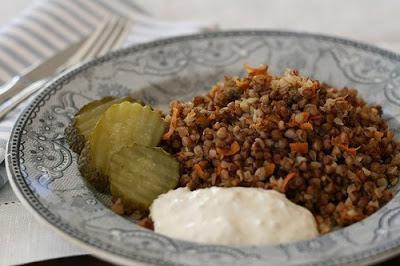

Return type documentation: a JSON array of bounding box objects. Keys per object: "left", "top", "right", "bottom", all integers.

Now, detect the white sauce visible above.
[{"left": 150, "top": 187, "right": 319, "bottom": 245}]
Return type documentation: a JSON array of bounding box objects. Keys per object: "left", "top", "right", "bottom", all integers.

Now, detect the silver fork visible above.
[{"left": 0, "top": 16, "right": 131, "bottom": 120}]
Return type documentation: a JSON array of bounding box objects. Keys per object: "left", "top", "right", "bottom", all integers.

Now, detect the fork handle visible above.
[{"left": 0, "top": 75, "right": 32, "bottom": 103}]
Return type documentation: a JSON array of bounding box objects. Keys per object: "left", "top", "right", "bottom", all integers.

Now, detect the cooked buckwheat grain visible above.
[{"left": 162, "top": 64, "right": 400, "bottom": 233}]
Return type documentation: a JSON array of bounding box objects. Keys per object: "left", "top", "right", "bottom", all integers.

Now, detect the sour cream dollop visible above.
[{"left": 150, "top": 187, "right": 318, "bottom": 245}]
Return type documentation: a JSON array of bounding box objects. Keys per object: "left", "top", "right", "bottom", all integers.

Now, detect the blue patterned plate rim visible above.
[{"left": 6, "top": 30, "right": 400, "bottom": 266}]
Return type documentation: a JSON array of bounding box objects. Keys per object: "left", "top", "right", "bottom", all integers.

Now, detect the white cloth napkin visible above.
[
  {"left": 0, "top": 185, "right": 84, "bottom": 265},
  {"left": 0, "top": 1, "right": 209, "bottom": 265}
]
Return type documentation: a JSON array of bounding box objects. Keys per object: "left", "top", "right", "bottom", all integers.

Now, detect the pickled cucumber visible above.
[
  {"left": 79, "top": 102, "right": 166, "bottom": 191},
  {"left": 65, "top": 96, "right": 137, "bottom": 154},
  {"left": 109, "top": 144, "right": 179, "bottom": 210}
]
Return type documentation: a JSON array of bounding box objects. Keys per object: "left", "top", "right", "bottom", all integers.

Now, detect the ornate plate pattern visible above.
[{"left": 6, "top": 31, "right": 400, "bottom": 266}]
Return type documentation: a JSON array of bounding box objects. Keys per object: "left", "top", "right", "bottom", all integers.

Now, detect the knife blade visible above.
[{"left": 0, "top": 39, "right": 86, "bottom": 103}]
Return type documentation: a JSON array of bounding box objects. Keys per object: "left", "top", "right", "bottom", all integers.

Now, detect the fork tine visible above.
[
  {"left": 110, "top": 19, "right": 131, "bottom": 51},
  {"left": 97, "top": 18, "right": 130, "bottom": 57},
  {"left": 64, "top": 16, "right": 129, "bottom": 68},
  {"left": 81, "top": 17, "right": 120, "bottom": 61},
  {"left": 64, "top": 16, "right": 114, "bottom": 68},
  {"left": 104, "top": 18, "right": 131, "bottom": 54}
]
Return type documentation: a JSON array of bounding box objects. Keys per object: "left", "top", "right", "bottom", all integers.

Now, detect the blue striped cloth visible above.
[{"left": 0, "top": 0, "right": 208, "bottom": 187}]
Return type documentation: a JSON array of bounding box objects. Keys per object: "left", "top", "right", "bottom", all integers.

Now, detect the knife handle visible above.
[
  {"left": 0, "top": 75, "right": 33, "bottom": 103},
  {"left": 0, "top": 79, "right": 47, "bottom": 120}
]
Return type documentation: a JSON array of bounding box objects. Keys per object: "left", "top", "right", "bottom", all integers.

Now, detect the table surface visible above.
[{"left": 3, "top": 1, "right": 400, "bottom": 265}]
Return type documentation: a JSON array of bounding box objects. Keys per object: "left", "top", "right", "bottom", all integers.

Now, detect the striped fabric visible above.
[{"left": 0, "top": 0, "right": 208, "bottom": 187}]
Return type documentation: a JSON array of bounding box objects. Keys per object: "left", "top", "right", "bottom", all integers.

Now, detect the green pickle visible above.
[
  {"left": 78, "top": 101, "right": 166, "bottom": 191},
  {"left": 65, "top": 96, "right": 137, "bottom": 154},
  {"left": 109, "top": 144, "right": 179, "bottom": 210}
]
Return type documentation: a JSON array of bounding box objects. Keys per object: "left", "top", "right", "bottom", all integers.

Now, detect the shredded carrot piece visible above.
[
  {"left": 163, "top": 104, "right": 180, "bottom": 140},
  {"left": 337, "top": 144, "right": 358, "bottom": 156},
  {"left": 300, "top": 122, "right": 313, "bottom": 130},
  {"left": 209, "top": 85, "right": 221, "bottom": 98},
  {"left": 253, "top": 74, "right": 267, "bottom": 81},
  {"left": 216, "top": 141, "right": 241, "bottom": 157},
  {"left": 216, "top": 164, "right": 222, "bottom": 176},
  {"left": 310, "top": 114, "right": 321, "bottom": 120},
  {"left": 290, "top": 142, "right": 309, "bottom": 154},
  {"left": 264, "top": 163, "right": 276, "bottom": 177},
  {"left": 302, "top": 112, "right": 310, "bottom": 121},
  {"left": 244, "top": 64, "right": 267, "bottom": 75},
  {"left": 193, "top": 164, "right": 205, "bottom": 177},
  {"left": 374, "top": 131, "right": 384, "bottom": 139},
  {"left": 355, "top": 170, "right": 365, "bottom": 182},
  {"left": 288, "top": 112, "right": 310, "bottom": 127},
  {"left": 296, "top": 112, "right": 310, "bottom": 123},
  {"left": 281, "top": 172, "right": 297, "bottom": 192},
  {"left": 195, "top": 115, "right": 208, "bottom": 126},
  {"left": 331, "top": 136, "right": 358, "bottom": 156},
  {"left": 305, "top": 80, "right": 320, "bottom": 94},
  {"left": 235, "top": 79, "right": 250, "bottom": 89},
  {"left": 111, "top": 198, "right": 124, "bottom": 215},
  {"left": 330, "top": 136, "right": 341, "bottom": 146},
  {"left": 227, "top": 141, "right": 241, "bottom": 155},
  {"left": 137, "top": 217, "right": 154, "bottom": 230}
]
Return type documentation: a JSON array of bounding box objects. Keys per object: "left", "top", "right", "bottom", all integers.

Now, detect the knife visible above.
[{"left": 0, "top": 39, "right": 87, "bottom": 103}]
